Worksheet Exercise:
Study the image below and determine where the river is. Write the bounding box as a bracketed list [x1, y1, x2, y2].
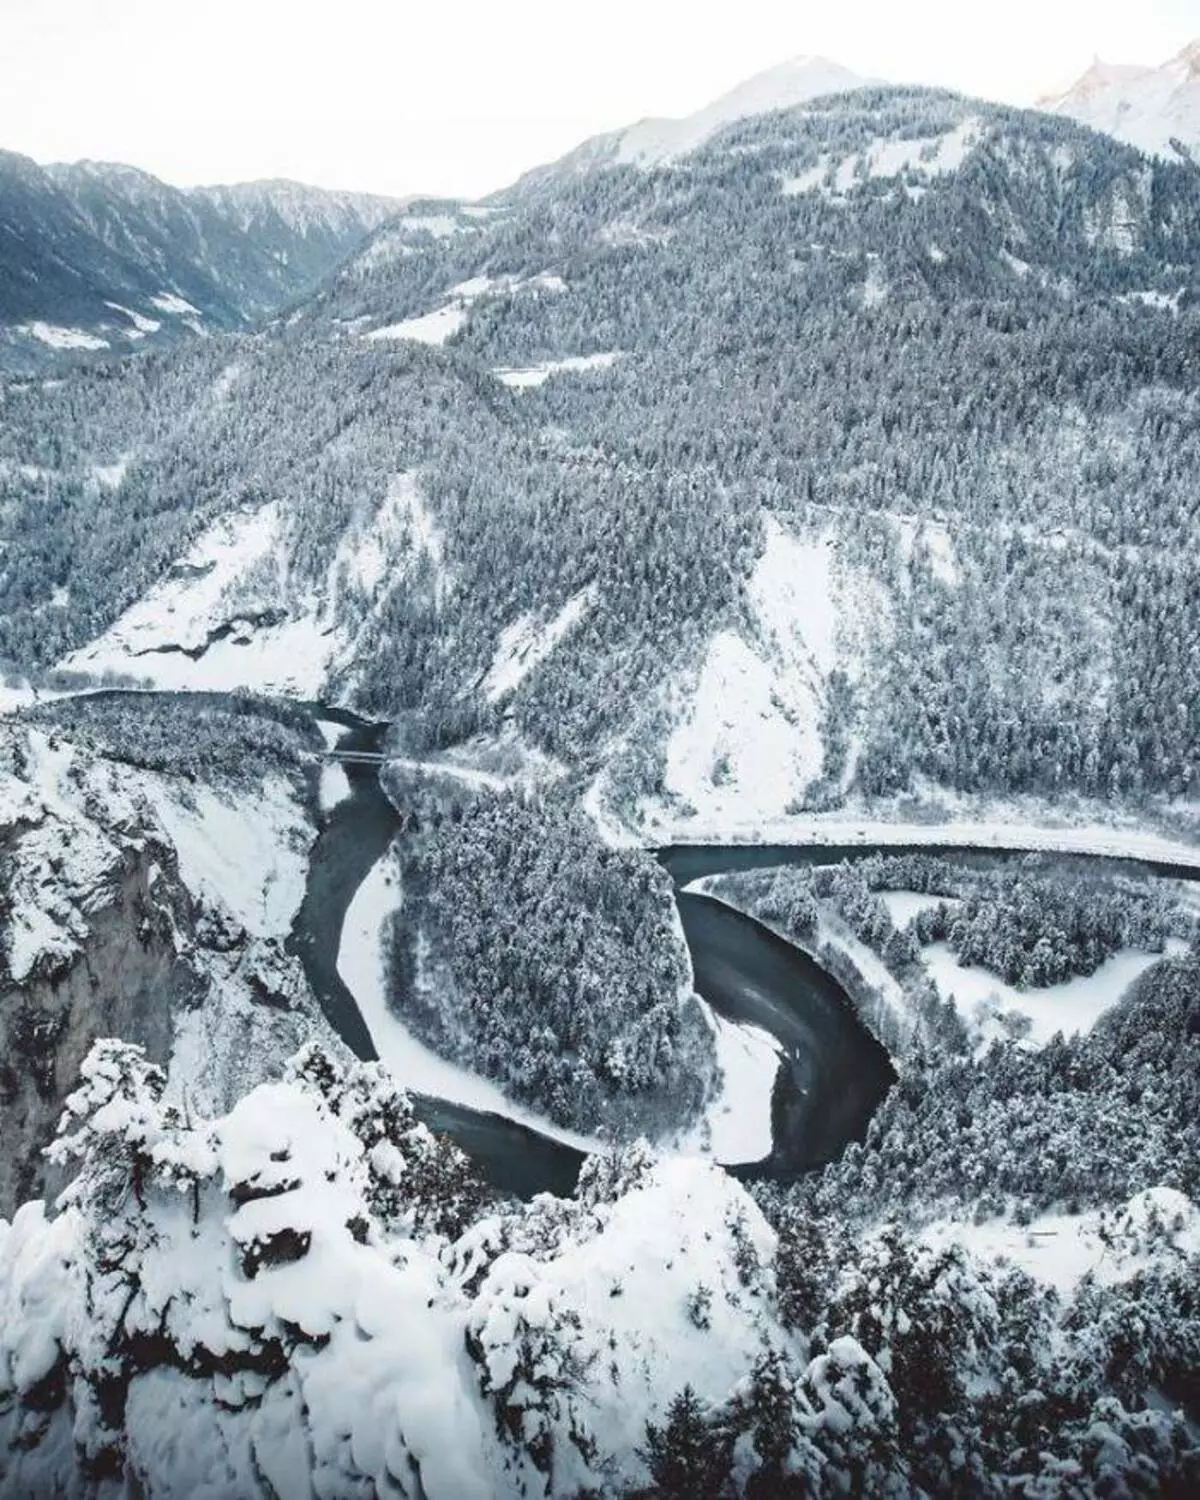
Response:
[293, 710, 899, 1199]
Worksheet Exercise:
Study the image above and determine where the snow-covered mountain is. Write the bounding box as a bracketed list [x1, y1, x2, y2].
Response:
[0, 154, 402, 367]
[522, 54, 875, 182]
[1, 72, 1200, 1497]
[1039, 38, 1200, 160]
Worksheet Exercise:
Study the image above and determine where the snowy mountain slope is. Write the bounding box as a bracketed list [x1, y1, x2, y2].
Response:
[4, 89, 1200, 838]
[0, 153, 403, 368]
[0, 699, 336, 1216]
[55, 470, 448, 699]
[518, 55, 874, 183]
[1040, 38, 1200, 160]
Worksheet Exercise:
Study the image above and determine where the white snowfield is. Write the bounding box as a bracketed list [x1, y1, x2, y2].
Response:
[781, 118, 982, 198]
[57, 502, 337, 697]
[663, 516, 879, 829]
[924, 1187, 1200, 1296]
[363, 271, 566, 348]
[364, 303, 466, 345]
[16, 322, 109, 351]
[1041, 40, 1200, 160]
[136, 771, 311, 939]
[56, 472, 447, 699]
[674, 1006, 780, 1163]
[482, 584, 598, 703]
[922, 937, 1188, 1051]
[149, 291, 201, 317]
[494, 351, 622, 389]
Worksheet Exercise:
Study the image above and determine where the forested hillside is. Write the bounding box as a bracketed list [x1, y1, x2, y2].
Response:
[0, 153, 400, 368]
[1, 88, 1197, 821]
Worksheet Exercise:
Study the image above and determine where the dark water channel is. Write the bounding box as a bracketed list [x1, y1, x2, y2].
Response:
[291, 711, 904, 1198]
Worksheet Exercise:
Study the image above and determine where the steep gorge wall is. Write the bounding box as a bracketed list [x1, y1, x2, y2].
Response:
[0, 840, 197, 1214]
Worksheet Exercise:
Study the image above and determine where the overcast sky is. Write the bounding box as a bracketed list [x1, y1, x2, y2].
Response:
[1, 0, 1197, 198]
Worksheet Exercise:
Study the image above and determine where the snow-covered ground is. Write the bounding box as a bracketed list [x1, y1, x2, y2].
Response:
[641, 803, 1200, 872]
[494, 352, 622, 389]
[318, 762, 352, 813]
[364, 304, 467, 345]
[921, 938, 1186, 1050]
[56, 471, 448, 700]
[924, 1187, 1200, 1295]
[782, 119, 981, 198]
[336, 850, 596, 1152]
[16, 322, 110, 351]
[877, 889, 949, 927]
[136, 771, 311, 939]
[481, 584, 598, 703]
[56, 502, 338, 697]
[673, 1006, 780, 1163]
[661, 517, 879, 828]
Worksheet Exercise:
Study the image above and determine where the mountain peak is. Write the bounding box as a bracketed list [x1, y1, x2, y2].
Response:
[592, 53, 876, 169]
[1041, 39, 1200, 160]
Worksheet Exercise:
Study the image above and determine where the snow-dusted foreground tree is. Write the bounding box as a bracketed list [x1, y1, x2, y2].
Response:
[1, 1039, 1197, 1497]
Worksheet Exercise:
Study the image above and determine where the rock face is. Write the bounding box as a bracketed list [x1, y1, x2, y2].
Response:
[0, 842, 192, 1213]
[0, 705, 336, 1217]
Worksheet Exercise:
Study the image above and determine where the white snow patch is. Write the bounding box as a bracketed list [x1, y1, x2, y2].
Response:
[922, 938, 1185, 1050]
[397, 214, 461, 237]
[924, 1188, 1200, 1295]
[91, 457, 129, 490]
[662, 518, 874, 828]
[1119, 288, 1184, 312]
[877, 890, 950, 928]
[333, 471, 444, 605]
[137, 772, 310, 938]
[57, 503, 339, 697]
[861, 259, 888, 307]
[494, 351, 622, 389]
[104, 302, 162, 334]
[674, 1006, 780, 1164]
[18, 322, 109, 351]
[149, 292, 201, 317]
[784, 120, 980, 199]
[364, 304, 466, 345]
[481, 584, 598, 703]
[318, 762, 352, 814]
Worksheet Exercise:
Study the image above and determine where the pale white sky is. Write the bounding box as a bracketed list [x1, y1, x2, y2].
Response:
[1, 0, 1197, 198]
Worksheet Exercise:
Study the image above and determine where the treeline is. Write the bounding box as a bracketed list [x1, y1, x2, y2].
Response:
[767, 948, 1200, 1226]
[725, 852, 1187, 991]
[21, 690, 318, 790]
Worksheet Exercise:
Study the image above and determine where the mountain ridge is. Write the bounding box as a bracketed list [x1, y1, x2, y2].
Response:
[1040, 37, 1200, 159]
[0, 152, 404, 367]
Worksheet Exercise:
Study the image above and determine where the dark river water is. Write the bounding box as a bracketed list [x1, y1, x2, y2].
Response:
[291, 710, 900, 1199]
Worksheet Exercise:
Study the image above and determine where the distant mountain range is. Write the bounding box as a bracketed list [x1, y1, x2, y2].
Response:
[2, 43, 1198, 373]
[1040, 39, 1200, 160]
[0, 153, 401, 366]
